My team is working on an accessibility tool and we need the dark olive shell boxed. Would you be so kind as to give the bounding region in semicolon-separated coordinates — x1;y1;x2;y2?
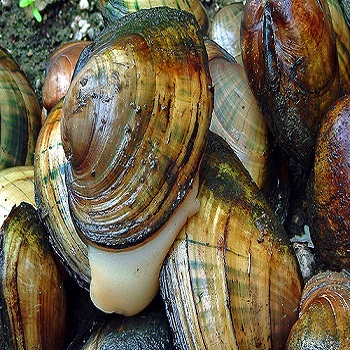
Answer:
241;0;340;167
307;94;350;270
0;46;41;169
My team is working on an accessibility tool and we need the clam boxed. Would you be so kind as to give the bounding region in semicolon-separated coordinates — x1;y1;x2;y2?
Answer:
240;0;341;167
209;3;244;65
42;41;92;113
35;7;213;316
0;165;36;227
0;46;41;169
160;132;303;350
205;39;289;222
97;0;209;34
0;202;66;349
286;270;350;349
307;94;350;271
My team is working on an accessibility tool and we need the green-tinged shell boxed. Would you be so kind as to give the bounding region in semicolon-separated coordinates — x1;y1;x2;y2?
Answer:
205;39;289;222
209;3;244;64
160;132;303;350
241;0;340;167
61;7;213;249
34;100;90;289
327;0;350;95
0;202;66;350
0;46;41;169
286;270;350;350
307;95;350;271
97;0;209;34
339;0;350;27
0;165;35;227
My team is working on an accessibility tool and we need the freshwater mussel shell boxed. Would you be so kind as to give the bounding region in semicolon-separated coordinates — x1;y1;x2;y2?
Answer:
0;46;41;169
286;270;350;349
307;94;350;270
0;202;67;349
34;100;90;289
160;132;303;350
0;165;35;227
61;7;213;250
205;39;290;222
241;0;341;167
97;0;209;34
42;41;92;112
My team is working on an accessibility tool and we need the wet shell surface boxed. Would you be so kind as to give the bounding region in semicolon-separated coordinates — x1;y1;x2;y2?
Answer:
0;46;41;169
0;202;66;350
160;132;303;350
36;7;213;316
286;270;350;349
240;0;340;166
209;3;244;64
42;41;92;112
205;39;289;222
34;100;90;289
97;0;209;34
307;94;350;270
0;165;36;227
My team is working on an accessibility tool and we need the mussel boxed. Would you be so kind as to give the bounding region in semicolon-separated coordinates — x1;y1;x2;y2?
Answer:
0;46;41;169
97;0;209;34
0;202;66;349
286;270;350;349
205;39;290;222
240;0;341;167
42;41;92;113
0;165;36;227
160;132;303;350
307;94;350;271
35;7;213;316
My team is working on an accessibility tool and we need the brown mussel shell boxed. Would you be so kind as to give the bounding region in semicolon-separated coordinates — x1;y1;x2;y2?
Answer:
0;202;66;349
160;132;303;350
241;0;341;167
286;270;350;349
307;94;350;271
42;41;92;112
61;7;213;250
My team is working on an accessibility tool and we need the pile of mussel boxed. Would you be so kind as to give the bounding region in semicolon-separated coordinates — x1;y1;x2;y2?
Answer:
0;0;350;348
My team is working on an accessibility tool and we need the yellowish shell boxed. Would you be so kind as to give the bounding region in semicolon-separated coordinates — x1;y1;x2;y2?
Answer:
0;165;35;227
34;100;90;288
160;132;303;350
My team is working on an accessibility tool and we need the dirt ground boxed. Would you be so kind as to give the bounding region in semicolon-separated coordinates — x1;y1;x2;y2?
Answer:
0;0;105;101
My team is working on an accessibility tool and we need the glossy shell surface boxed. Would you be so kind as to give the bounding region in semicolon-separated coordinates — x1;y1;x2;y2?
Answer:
160;132;303;350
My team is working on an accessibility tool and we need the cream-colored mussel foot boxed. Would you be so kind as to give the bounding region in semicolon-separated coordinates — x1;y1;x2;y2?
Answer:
89;175;200;316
